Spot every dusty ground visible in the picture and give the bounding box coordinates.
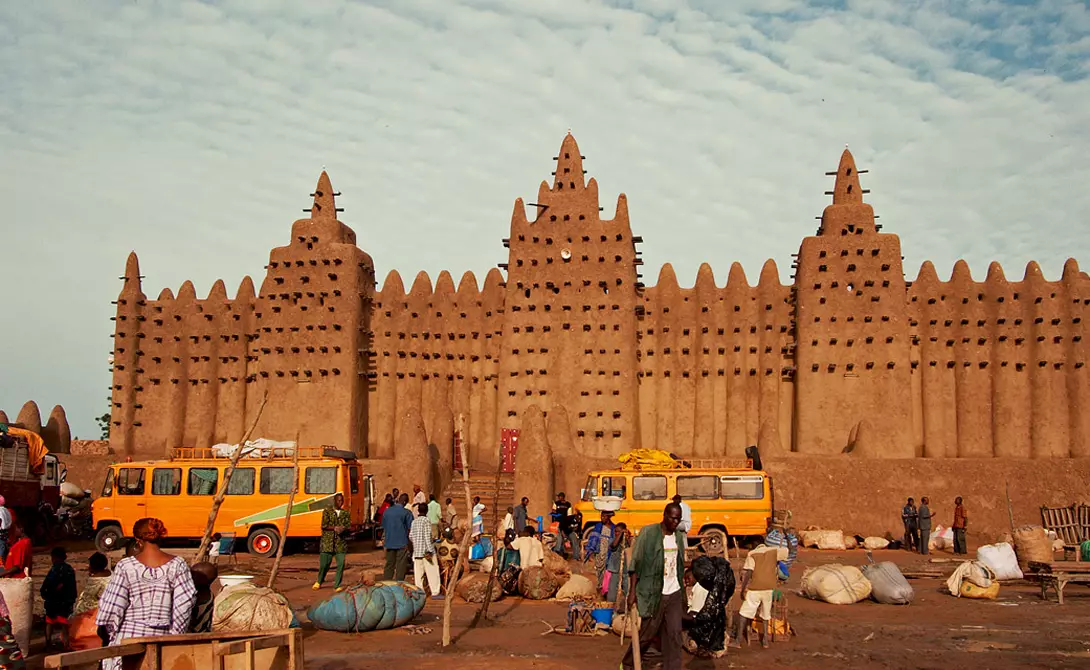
[21,541,1090,669]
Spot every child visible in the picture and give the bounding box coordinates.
[69,552,112,651]
[209,533,222,559]
[189,562,219,633]
[41,546,77,650]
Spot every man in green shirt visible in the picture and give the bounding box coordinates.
[427,494,442,539]
[622,503,686,670]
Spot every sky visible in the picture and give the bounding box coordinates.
[2,0,1089,438]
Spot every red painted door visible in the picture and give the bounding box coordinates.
[500,428,520,473]
[453,427,464,472]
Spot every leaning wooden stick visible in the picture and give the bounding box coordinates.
[474,439,508,624]
[267,429,301,588]
[443,414,474,647]
[194,391,269,564]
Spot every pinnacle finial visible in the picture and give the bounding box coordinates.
[311,171,337,219]
[831,149,863,205]
[553,133,585,191]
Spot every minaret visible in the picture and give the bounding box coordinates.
[110,251,146,455]
[793,149,914,456]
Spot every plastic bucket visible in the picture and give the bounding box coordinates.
[591,608,614,626]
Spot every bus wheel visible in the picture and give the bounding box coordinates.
[247,528,280,558]
[701,529,728,558]
[95,525,124,553]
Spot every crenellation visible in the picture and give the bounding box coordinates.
[107,134,1090,467]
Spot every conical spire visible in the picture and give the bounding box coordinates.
[832,149,863,205]
[120,251,143,297]
[553,133,586,191]
[310,171,338,219]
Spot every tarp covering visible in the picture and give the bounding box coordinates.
[3,426,48,474]
[617,449,681,471]
[307,582,426,632]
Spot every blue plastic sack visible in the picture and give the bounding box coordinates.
[306,581,426,632]
[470,536,493,560]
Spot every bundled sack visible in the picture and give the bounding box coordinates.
[307,581,426,632]
[861,562,914,605]
[945,561,994,597]
[798,529,846,550]
[844,536,859,550]
[499,566,521,595]
[555,573,597,601]
[213,584,295,632]
[60,481,86,498]
[959,580,1000,599]
[800,565,872,604]
[455,573,503,603]
[1012,526,1053,565]
[542,549,572,579]
[0,574,32,656]
[863,537,889,550]
[518,566,560,600]
[929,525,954,552]
[976,543,1024,581]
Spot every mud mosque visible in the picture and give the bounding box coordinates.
[102,133,1090,484]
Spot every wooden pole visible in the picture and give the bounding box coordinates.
[474,438,509,624]
[194,391,269,564]
[1006,479,1016,533]
[267,430,301,588]
[443,414,474,648]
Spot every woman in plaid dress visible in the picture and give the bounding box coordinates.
[95,518,197,670]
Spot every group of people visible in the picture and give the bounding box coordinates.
[900,496,968,555]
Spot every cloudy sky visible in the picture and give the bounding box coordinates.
[2,0,1089,438]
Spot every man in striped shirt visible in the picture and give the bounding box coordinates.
[410,503,443,598]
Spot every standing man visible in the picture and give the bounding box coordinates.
[444,497,457,527]
[672,494,692,534]
[918,496,933,555]
[513,497,530,534]
[901,498,919,552]
[732,534,783,649]
[622,503,686,670]
[471,497,486,538]
[427,494,442,539]
[952,496,968,555]
[381,493,413,581]
[313,493,352,591]
[410,503,443,599]
[412,485,427,517]
[0,495,11,560]
[551,493,578,559]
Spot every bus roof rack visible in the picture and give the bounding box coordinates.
[169,446,358,462]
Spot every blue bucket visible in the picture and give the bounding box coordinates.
[591,608,614,626]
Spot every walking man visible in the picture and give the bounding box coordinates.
[918,496,933,555]
[901,497,919,552]
[313,493,351,591]
[672,494,692,533]
[382,493,413,581]
[732,534,783,649]
[427,494,442,540]
[952,496,968,555]
[622,503,686,670]
[410,503,443,598]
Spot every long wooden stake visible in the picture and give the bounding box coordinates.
[194,391,269,564]
[1006,479,1016,533]
[443,414,474,648]
[267,430,301,588]
[474,439,508,623]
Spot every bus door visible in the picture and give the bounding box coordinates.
[113,465,149,533]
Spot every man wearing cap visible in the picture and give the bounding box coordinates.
[0,496,10,560]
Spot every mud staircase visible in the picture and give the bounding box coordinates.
[440,471,516,525]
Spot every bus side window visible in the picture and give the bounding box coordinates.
[259,467,295,495]
[151,468,181,495]
[101,470,114,497]
[349,467,360,494]
[117,468,146,496]
[188,468,219,496]
[306,467,337,495]
[633,475,667,501]
[227,468,255,495]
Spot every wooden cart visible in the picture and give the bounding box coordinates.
[44,629,302,670]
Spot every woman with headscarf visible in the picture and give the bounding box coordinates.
[95,518,197,670]
[683,555,735,658]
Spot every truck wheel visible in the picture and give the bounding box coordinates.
[95,525,124,553]
[247,528,280,558]
[701,529,728,558]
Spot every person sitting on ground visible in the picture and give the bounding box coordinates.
[731,535,785,650]
[683,555,735,658]
[188,562,219,633]
[509,525,545,568]
[0,525,31,578]
[41,546,78,650]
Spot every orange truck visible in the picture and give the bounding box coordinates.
[91,446,373,557]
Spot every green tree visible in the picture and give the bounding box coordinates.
[95,412,111,440]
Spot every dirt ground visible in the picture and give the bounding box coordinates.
[21,541,1090,669]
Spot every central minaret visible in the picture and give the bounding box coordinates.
[497,134,642,458]
[792,149,914,456]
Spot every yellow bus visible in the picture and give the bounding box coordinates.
[574,461,773,553]
[92,446,373,557]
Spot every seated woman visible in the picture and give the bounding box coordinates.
[682,556,736,658]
